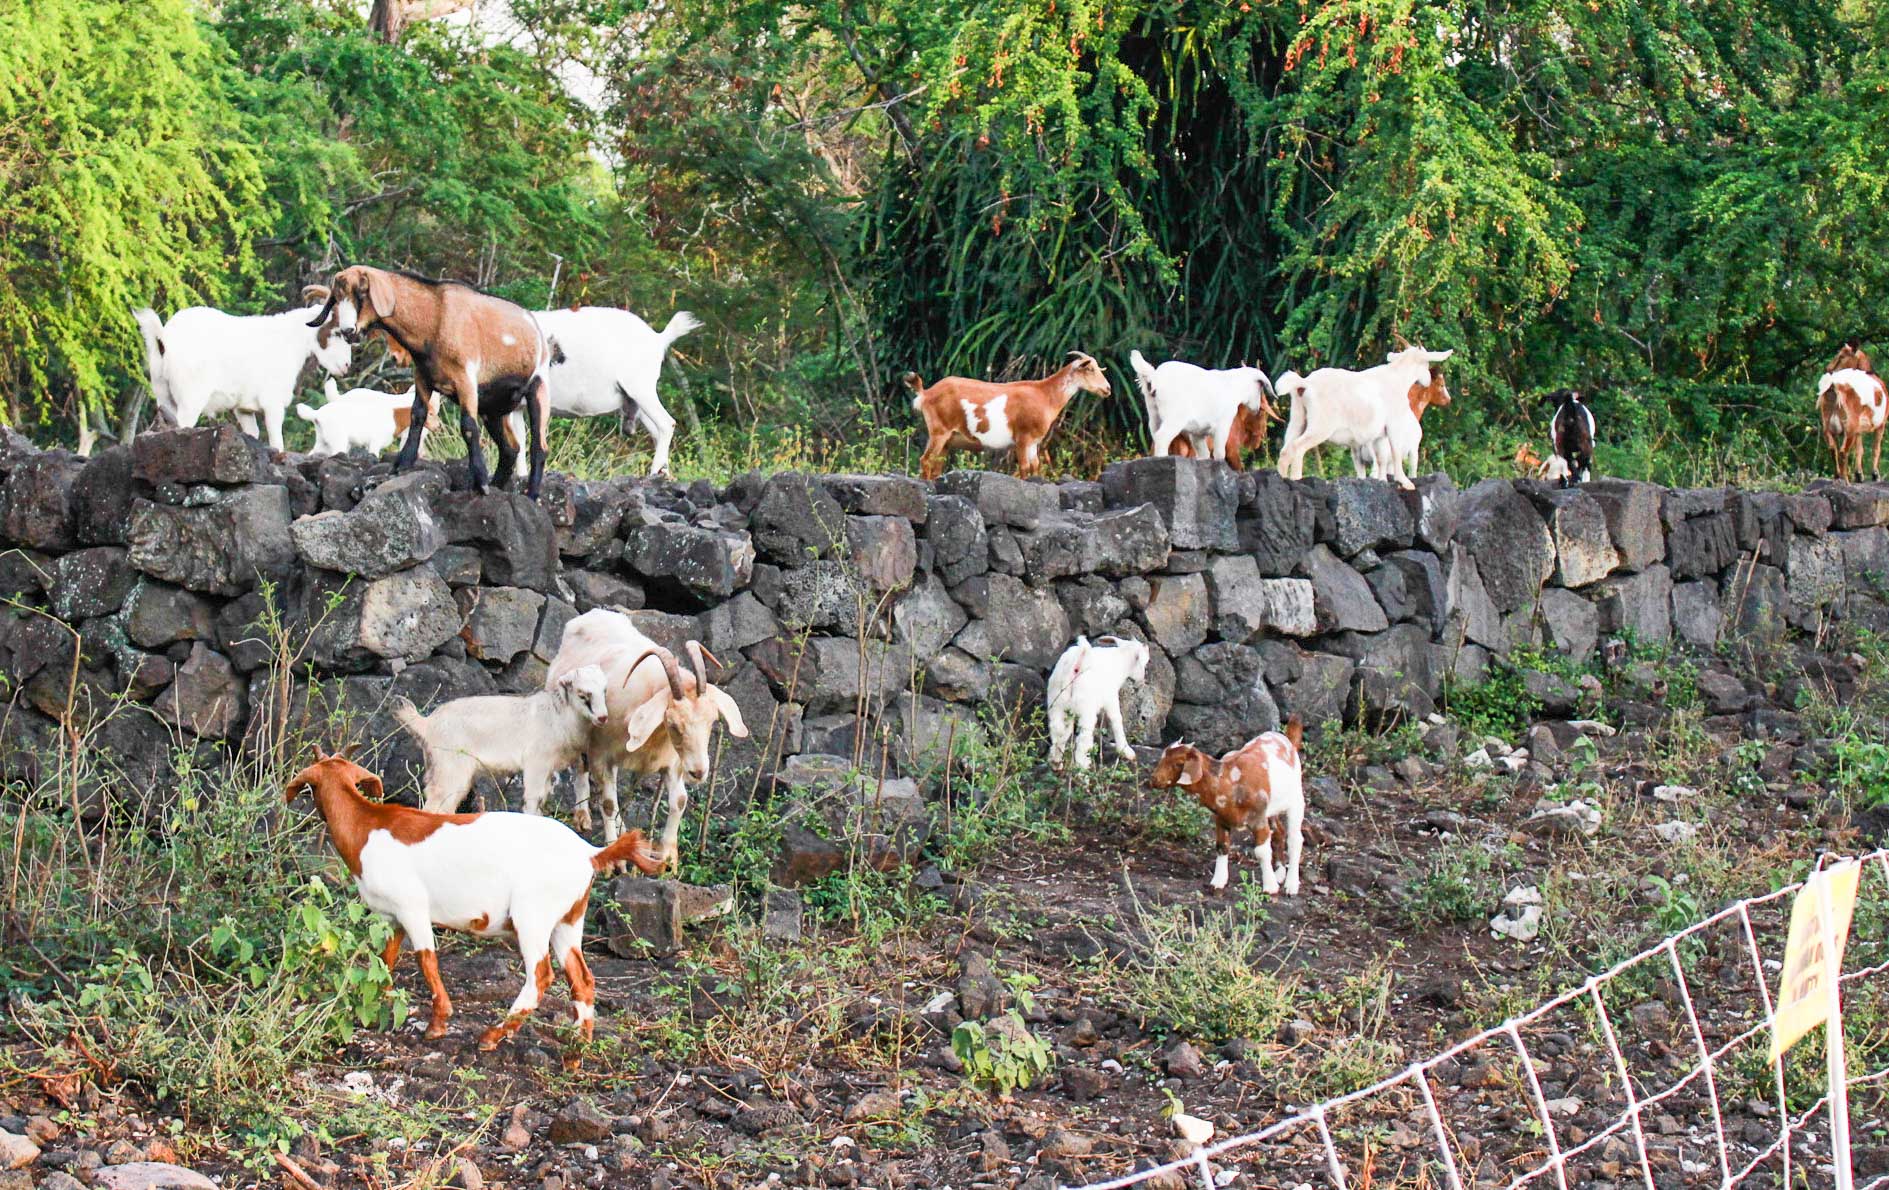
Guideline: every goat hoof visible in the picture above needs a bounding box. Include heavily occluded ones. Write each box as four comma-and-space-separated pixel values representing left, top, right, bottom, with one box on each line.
424, 1021, 450, 1040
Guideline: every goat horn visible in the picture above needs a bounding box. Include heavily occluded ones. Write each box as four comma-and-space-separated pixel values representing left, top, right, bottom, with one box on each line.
301, 284, 330, 303
685, 641, 722, 693
623, 648, 687, 701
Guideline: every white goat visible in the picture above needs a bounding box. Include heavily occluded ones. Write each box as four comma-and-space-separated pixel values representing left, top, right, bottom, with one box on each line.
1047, 635, 1151, 772
394, 665, 612, 816
287, 752, 663, 1050
1275, 345, 1454, 489
547, 610, 748, 869
1347, 362, 1451, 479
296, 378, 438, 458
1130, 351, 1276, 462
501, 307, 702, 476
133, 289, 351, 450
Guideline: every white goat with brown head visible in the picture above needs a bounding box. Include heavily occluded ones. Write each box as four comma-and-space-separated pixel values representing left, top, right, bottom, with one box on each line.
547, 609, 749, 870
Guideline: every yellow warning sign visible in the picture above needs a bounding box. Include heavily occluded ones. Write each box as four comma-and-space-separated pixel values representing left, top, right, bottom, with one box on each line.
1771, 860, 1861, 1062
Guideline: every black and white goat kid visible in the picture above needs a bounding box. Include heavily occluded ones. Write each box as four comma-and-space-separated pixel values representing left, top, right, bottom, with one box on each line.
1546, 389, 1595, 488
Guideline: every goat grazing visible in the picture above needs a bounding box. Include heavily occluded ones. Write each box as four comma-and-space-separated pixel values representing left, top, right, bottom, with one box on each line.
133, 287, 351, 449
1818, 343, 1888, 481
285, 751, 663, 1048
547, 610, 748, 869
1546, 389, 1596, 487
1148, 718, 1306, 895
296, 377, 440, 458
1275, 345, 1453, 489
1130, 351, 1277, 465
501, 307, 701, 477
1349, 363, 1451, 479
1046, 635, 1150, 772
394, 665, 612, 817
305, 266, 555, 499
905, 352, 1111, 481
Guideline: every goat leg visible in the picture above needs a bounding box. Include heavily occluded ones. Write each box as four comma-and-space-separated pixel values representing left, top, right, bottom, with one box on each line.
486, 406, 518, 491
393, 381, 432, 473
524, 375, 549, 501
1207, 825, 1230, 893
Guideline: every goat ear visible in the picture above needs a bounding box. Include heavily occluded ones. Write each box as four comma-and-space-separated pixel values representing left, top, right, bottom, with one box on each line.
366, 269, 398, 320
356, 772, 385, 802
621, 696, 667, 751
284, 776, 311, 804
706, 686, 749, 738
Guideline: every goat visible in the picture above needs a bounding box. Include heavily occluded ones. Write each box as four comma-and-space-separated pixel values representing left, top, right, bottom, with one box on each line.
499, 307, 701, 477
546, 610, 748, 870
1818, 342, 1888, 481
1349, 364, 1451, 479
394, 664, 612, 817
1546, 389, 1596, 487
1046, 635, 1150, 772
1148, 717, 1306, 895
1275, 345, 1453, 489
285, 751, 663, 1049
306, 266, 555, 499
133, 287, 351, 449
905, 352, 1111, 481
1130, 352, 1277, 465
1165, 403, 1275, 469
296, 377, 441, 458
1514, 442, 1571, 483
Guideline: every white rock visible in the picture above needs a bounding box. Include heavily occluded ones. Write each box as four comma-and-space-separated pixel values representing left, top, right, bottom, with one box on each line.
0, 1131, 40, 1170
1652, 820, 1699, 844
1651, 783, 1695, 803
1172, 1113, 1216, 1146
923, 991, 956, 1014
1503, 884, 1543, 907
1464, 748, 1493, 770
1215, 1169, 1240, 1187
1567, 718, 1615, 736
1101, 1058, 1125, 1074
343, 1071, 375, 1095
1545, 1096, 1582, 1116
1491, 903, 1544, 942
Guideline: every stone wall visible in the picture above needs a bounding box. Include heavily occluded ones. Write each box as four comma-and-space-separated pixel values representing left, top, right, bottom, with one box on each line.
5, 423, 1888, 813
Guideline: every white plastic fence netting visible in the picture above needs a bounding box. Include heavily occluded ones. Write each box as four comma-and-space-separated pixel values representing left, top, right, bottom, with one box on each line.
1074, 850, 1889, 1190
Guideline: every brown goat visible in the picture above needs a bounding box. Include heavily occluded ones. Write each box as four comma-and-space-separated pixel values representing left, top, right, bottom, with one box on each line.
1148, 717, 1306, 896
1818, 341, 1888, 482
307, 266, 554, 499
1166, 402, 1278, 470
904, 352, 1111, 481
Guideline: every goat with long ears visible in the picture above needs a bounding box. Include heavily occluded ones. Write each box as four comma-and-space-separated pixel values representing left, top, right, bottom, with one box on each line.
905, 351, 1111, 481
1148, 717, 1307, 896
307, 265, 556, 499
285, 749, 662, 1050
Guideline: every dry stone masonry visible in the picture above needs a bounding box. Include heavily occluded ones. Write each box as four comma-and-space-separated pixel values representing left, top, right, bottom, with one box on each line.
6, 423, 1889, 823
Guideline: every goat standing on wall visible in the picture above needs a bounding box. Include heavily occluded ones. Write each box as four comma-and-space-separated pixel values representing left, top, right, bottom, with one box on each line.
1130, 351, 1278, 466
1546, 389, 1596, 487
1149, 718, 1307, 896
1818, 342, 1888, 481
1274, 345, 1453, 488
905, 352, 1111, 481
306, 266, 557, 499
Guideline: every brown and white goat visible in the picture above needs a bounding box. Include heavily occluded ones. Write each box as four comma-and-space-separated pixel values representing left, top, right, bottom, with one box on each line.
286, 751, 663, 1050
1149, 717, 1306, 896
307, 265, 556, 499
1818, 342, 1888, 482
547, 609, 749, 870
904, 352, 1111, 481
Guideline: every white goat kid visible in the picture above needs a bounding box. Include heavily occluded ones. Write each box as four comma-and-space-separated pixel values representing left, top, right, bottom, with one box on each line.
503, 307, 702, 476
1130, 351, 1277, 461
1047, 635, 1151, 771
547, 610, 748, 869
1275, 345, 1453, 489
296, 377, 434, 458
133, 290, 351, 449
394, 665, 612, 815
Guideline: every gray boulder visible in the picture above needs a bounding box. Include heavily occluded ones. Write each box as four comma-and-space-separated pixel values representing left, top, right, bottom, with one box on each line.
566, 569, 643, 613
926, 494, 989, 586
1100, 456, 1239, 551
555, 479, 637, 559
623, 521, 755, 601
1667, 511, 1739, 582
1821, 481, 1889, 529
439, 490, 558, 592
71, 445, 136, 545
1272, 648, 1355, 728
1455, 480, 1553, 612
310, 566, 463, 666
1237, 472, 1322, 576
1, 452, 80, 551
1583, 479, 1666, 574
1055, 575, 1133, 637
949, 574, 1070, 667
1531, 488, 1619, 588
154, 643, 244, 739
131, 425, 270, 486
1364, 551, 1446, 632
1326, 478, 1416, 557
774, 560, 865, 633
750, 471, 848, 563
1537, 588, 1598, 663
1786, 536, 1845, 628
845, 515, 917, 592
1411, 473, 1462, 553
455, 586, 545, 664
123, 579, 216, 648
697, 591, 781, 656
52, 547, 135, 621
1722, 562, 1788, 642
1593, 564, 1673, 645
1670, 581, 1722, 650
1139, 572, 1211, 654
289, 472, 444, 577
1299, 544, 1388, 633
824, 474, 928, 522
935, 470, 1060, 529
891, 573, 970, 657
128, 486, 296, 596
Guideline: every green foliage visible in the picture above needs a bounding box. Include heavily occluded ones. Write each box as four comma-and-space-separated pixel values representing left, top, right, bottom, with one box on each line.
1402, 848, 1501, 928
0, 0, 267, 427
1103, 901, 1299, 1043
950, 1012, 1054, 1096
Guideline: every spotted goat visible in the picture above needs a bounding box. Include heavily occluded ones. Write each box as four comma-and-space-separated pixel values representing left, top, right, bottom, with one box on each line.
1818, 342, 1888, 482
905, 352, 1111, 480
285, 751, 663, 1050
1149, 718, 1306, 895
1547, 389, 1596, 487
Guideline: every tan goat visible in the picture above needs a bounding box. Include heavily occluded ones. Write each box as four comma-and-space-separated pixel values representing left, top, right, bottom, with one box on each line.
1148, 717, 1306, 896
1818, 342, 1888, 482
307, 266, 556, 499
904, 352, 1111, 481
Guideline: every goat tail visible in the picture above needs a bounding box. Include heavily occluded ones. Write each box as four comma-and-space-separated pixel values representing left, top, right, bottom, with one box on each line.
1128, 350, 1159, 434
323, 377, 340, 403
132, 307, 168, 407
657, 310, 704, 349
294, 403, 319, 423
591, 827, 667, 874
391, 697, 429, 745
902, 371, 925, 409
1274, 370, 1307, 399
1282, 713, 1304, 753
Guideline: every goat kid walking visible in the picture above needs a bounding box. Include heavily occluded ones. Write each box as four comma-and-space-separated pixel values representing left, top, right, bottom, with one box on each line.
905, 352, 1111, 481
1046, 635, 1149, 771
286, 751, 663, 1049
1148, 718, 1306, 895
